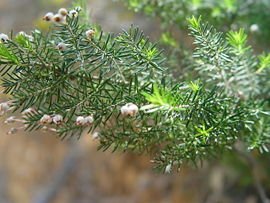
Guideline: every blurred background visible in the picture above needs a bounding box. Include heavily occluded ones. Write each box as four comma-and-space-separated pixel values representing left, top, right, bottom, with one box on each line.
0, 0, 269, 203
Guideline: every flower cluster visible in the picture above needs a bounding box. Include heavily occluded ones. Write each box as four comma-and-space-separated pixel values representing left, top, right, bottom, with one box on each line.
75, 115, 94, 126
40, 114, 63, 125
42, 8, 68, 25
42, 7, 82, 25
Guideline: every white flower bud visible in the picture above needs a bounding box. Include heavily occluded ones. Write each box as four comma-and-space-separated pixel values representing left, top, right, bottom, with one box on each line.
48, 128, 57, 132
33, 29, 41, 34
56, 42, 68, 50
75, 6, 82, 12
22, 108, 36, 115
165, 164, 172, 174
58, 8, 68, 16
0, 33, 9, 42
52, 114, 63, 125
52, 14, 67, 25
40, 114, 52, 124
0, 102, 11, 116
4, 116, 16, 124
76, 116, 86, 126
127, 103, 139, 116
85, 29, 95, 40
0, 102, 10, 112
120, 105, 129, 116
250, 24, 259, 33
84, 115, 94, 124
18, 31, 26, 36
75, 115, 94, 126
68, 10, 78, 18
43, 12, 54, 21
121, 103, 139, 117
92, 132, 99, 139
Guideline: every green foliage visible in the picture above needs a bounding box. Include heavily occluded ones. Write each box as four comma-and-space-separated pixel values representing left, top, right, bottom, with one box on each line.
1, 2, 270, 173
188, 17, 259, 98
256, 53, 270, 74
227, 29, 249, 54
141, 84, 187, 113
118, 0, 270, 45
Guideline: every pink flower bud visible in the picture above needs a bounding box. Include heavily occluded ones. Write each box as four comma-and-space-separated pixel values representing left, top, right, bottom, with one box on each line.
52, 114, 63, 125
40, 114, 52, 125
22, 108, 36, 115
4, 116, 16, 124
75, 116, 86, 126
56, 42, 68, 50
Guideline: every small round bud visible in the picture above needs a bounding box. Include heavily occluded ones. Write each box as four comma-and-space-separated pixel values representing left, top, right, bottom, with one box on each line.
250, 24, 259, 33
18, 31, 26, 36
52, 114, 63, 125
4, 116, 16, 124
76, 116, 86, 126
85, 29, 95, 40
56, 42, 68, 50
68, 10, 78, 18
43, 12, 54, 21
22, 108, 36, 115
84, 115, 94, 124
121, 103, 139, 117
92, 132, 99, 139
165, 164, 172, 174
40, 114, 52, 125
52, 14, 67, 25
127, 103, 139, 116
58, 8, 68, 16
0, 102, 10, 112
0, 33, 9, 42
33, 29, 41, 34
0, 102, 11, 116
120, 105, 129, 116
75, 6, 82, 12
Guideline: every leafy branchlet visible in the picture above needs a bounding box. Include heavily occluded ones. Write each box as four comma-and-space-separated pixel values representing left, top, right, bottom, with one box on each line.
0, 5, 270, 172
